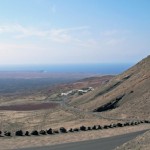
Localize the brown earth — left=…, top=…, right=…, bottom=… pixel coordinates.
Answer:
left=0, top=124, right=149, bottom=150
left=115, top=129, right=150, bottom=150
left=0, top=102, right=59, bottom=111
left=0, top=56, right=150, bottom=149
left=0, top=75, right=114, bottom=132
left=69, top=55, right=150, bottom=120
left=44, top=75, right=114, bottom=101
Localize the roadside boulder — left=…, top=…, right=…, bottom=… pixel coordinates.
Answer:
left=4, top=131, right=11, bottom=137
left=97, top=125, right=102, bottom=129
left=87, top=127, right=91, bottom=130
left=31, top=130, right=39, bottom=136
left=15, top=130, right=23, bottom=136
left=39, top=130, right=46, bottom=135
left=103, top=125, right=109, bottom=129
left=80, top=126, right=86, bottom=131
left=68, top=128, right=73, bottom=132
left=60, top=127, right=67, bottom=133
left=73, top=128, right=79, bottom=132
left=0, top=131, right=2, bottom=137
left=92, top=125, right=97, bottom=130
left=117, top=123, right=123, bottom=127
left=47, top=128, right=53, bottom=134
left=25, top=131, right=30, bottom=136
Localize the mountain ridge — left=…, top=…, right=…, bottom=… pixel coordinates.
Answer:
left=69, top=55, right=150, bottom=120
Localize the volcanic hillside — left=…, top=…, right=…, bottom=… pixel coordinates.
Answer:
left=70, top=55, right=150, bottom=120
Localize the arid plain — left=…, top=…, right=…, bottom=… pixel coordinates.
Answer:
left=0, top=56, right=150, bottom=150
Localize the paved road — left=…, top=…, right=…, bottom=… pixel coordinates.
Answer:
left=17, top=130, right=148, bottom=150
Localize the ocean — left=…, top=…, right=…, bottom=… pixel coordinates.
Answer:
left=0, top=63, right=133, bottom=74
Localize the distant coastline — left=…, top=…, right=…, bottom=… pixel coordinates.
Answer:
left=0, top=63, right=133, bottom=74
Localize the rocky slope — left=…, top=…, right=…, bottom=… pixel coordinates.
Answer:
left=70, top=55, right=150, bottom=120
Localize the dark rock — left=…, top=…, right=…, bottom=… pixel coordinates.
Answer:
left=87, top=127, right=91, bottom=130
left=68, top=128, right=73, bottom=132
left=4, top=131, right=11, bottom=136
left=60, top=127, right=67, bottom=133
left=97, top=125, right=102, bottom=129
left=39, top=130, right=46, bottom=135
left=73, top=128, right=79, bottom=132
left=129, top=122, right=134, bottom=126
left=31, top=130, right=39, bottom=136
left=116, top=94, right=125, bottom=101
left=140, top=120, right=144, bottom=123
left=47, top=128, right=53, bottom=134
left=134, top=121, right=140, bottom=125
left=94, top=94, right=125, bottom=112
left=25, top=131, right=30, bottom=136
left=124, top=122, right=130, bottom=126
left=117, top=123, right=124, bottom=127
left=103, top=125, right=109, bottom=129
left=144, top=120, right=150, bottom=123
left=80, top=126, right=86, bottom=131
left=15, top=130, right=23, bottom=136
left=112, top=124, right=117, bottom=128
left=92, top=125, right=97, bottom=130
left=53, top=130, right=59, bottom=134
left=123, top=75, right=131, bottom=80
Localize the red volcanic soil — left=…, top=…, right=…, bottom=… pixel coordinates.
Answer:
left=0, top=103, right=59, bottom=111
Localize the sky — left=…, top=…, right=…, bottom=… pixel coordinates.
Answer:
left=0, top=0, right=150, bottom=65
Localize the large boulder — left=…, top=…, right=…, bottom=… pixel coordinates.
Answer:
left=31, top=130, right=39, bottom=136
left=112, top=124, right=117, bottom=128
left=80, top=126, right=86, bottom=131
left=124, top=122, right=131, bottom=126
left=68, top=128, right=73, bottom=132
left=117, top=123, right=123, bottom=127
left=60, top=127, right=67, bottom=133
left=87, top=127, right=91, bottom=130
left=4, top=131, right=11, bottom=136
left=97, top=125, right=102, bottom=129
left=25, top=131, right=30, bottom=136
left=39, top=130, right=46, bottom=135
left=144, top=120, right=150, bottom=123
left=92, top=125, right=97, bottom=130
left=73, top=128, right=79, bottom=132
left=140, top=120, right=144, bottom=123
left=103, top=125, right=109, bottom=129
left=15, top=130, right=23, bottom=136
left=47, top=128, right=53, bottom=134
left=0, top=131, right=2, bottom=137
left=130, top=122, right=135, bottom=126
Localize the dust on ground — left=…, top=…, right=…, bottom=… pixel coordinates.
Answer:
left=0, top=124, right=149, bottom=150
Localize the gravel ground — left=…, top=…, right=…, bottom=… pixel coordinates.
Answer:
left=0, top=124, right=149, bottom=150
left=115, top=130, right=150, bottom=150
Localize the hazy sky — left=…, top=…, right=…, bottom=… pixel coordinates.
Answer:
left=0, top=0, right=150, bottom=65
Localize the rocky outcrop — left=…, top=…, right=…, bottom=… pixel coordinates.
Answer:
left=94, top=94, right=125, bottom=112
left=15, top=130, right=23, bottom=136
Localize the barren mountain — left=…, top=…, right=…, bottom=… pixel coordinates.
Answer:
left=0, top=57, right=149, bottom=150
left=70, top=55, right=150, bottom=120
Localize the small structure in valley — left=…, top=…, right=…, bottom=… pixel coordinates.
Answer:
left=61, top=87, right=94, bottom=96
